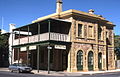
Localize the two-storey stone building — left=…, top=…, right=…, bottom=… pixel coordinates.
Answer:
left=11, top=0, right=115, bottom=72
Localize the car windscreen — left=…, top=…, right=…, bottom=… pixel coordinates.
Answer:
left=13, top=63, right=27, bottom=67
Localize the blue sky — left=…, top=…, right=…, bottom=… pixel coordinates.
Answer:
left=0, top=0, right=120, bottom=35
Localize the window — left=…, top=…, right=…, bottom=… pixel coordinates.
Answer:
left=88, top=51, right=94, bottom=71
left=88, top=26, right=94, bottom=38
left=98, top=26, right=102, bottom=40
left=78, top=24, right=83, bottom=37
left=77, top=50, right=83, bottom=71
left=106, top=31, right=109, bottom=38
left=106, top=31, right=112, bottom=45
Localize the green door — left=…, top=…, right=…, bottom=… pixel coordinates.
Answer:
left=77, top=50, right=83, bottom=71
left=88, top=51, right=94, bottom=71
left=98, top=53, right=102, bottom=70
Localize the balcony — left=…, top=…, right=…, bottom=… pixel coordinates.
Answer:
left=13, top=32, right=70, bottom=46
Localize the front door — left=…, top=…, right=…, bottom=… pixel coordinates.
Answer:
left=77, top=50, right=83, bottom=71
left=30, top=50, right=37, bottom=69
left=88, top=51, right=94, bottom=71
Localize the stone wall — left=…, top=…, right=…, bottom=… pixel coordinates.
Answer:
left=108, top=46, right=115, bottom=70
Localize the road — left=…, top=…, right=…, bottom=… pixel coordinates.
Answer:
left=0, top=71, right=120, bottom=77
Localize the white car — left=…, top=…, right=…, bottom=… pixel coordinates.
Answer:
left=9, top=63, right=32, bottom=73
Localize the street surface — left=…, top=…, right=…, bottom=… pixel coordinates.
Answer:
left=0, top=71, right=120, bottom=77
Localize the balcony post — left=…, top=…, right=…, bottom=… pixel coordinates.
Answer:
left=27, top=26, right=30, bottom=66
left=37, top=45, right=40, bottom=73
left=48, top=20, right=51, bottom=40
left=18, top=29, right=20, bottom=65
left=11, top=30, right=14, bottom=64
left=37, top=23, right=40, bottom=73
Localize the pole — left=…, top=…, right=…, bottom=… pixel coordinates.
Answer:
left=48, top=46, right=50, bottom=74
left=1, top=17, right=4, bottom=30
left=37, top=23, right=40, bottom=73
left=48, top=20, right=51, bottom=74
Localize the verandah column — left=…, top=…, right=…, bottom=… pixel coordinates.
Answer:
left=18, top=29, right=20, bottom=65
left=27, top=26, right=30, bottom=66
left=11, top=30, right=14, bottom=64
left=37, top=23, right=40, bottom=73
left=47, top=20, right=51, bottom=74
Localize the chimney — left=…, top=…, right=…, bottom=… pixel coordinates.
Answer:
left=56, top=0, right=63, bottom=14
left=88, top=9, right=94, bottom=14
left=9, top=24, right=16, bottom=32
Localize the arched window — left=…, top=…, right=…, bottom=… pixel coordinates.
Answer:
left=77, top=50, right=83, bottom=71
left=98, top=53, right=102, bottom=70
left=88, top=51, right=94, bottom=71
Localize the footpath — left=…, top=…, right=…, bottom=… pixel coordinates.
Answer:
left=32, top=69, right=120, bottom=76
left=0, top=68, right=120, bottom=76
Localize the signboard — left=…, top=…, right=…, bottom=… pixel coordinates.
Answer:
left=55, top=45, right=66, bottom=50
left=29, top=45, right=36, bottom=50
left=20, top=47, right=27, bottom=51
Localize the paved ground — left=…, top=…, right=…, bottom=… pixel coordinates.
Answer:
left=1, top=71, right=120, bottom=77
left=0, top=68, right=120, bottom=77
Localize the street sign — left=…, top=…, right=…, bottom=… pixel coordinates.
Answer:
left=55, top=45, right=66, bottom=50
left=20, top=47, right=27, bottom=51
left=29, top=45, right=36, bottom=50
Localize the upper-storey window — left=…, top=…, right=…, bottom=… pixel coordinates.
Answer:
left=78, top=24, right=83, bottom=37
left=76, top=21, right=85, bottom=38
left=88, top=25, right=94, bottom=38
left=106, top=30, right=112, bottom=45
left=98, top=26, right=102, bottom=40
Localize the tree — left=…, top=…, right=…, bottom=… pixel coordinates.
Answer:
left=0, top=33, right=9, bottom=67
left=0, top=34, right=8, bottom=48
left=114, top=35, right=120, bottom=60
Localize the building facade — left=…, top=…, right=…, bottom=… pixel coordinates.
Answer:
left=11, top=0, right=115, bottom=72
